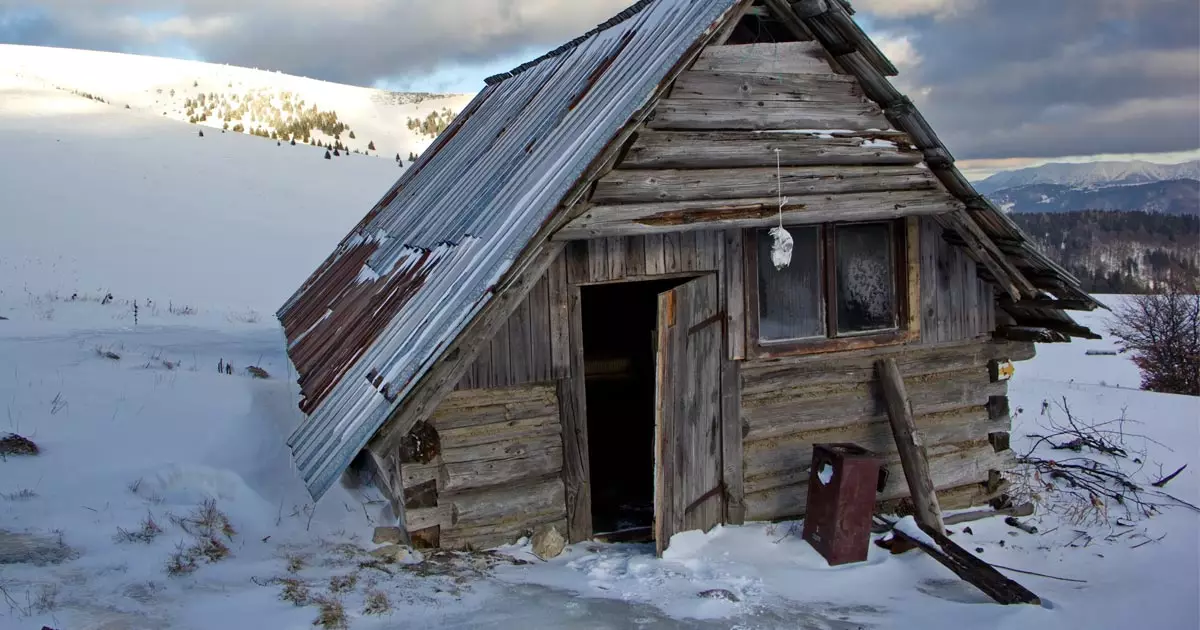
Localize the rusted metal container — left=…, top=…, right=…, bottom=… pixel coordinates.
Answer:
left=802, top=443, right=882, bottom=566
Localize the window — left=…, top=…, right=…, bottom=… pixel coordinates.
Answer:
left=749, top=220, right=913, bottom=354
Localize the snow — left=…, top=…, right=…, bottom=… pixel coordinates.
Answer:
left=1, top=51, right=1197, bottom=628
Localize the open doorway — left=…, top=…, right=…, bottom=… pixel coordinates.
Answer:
left=581, top=278, right=691, bottom=537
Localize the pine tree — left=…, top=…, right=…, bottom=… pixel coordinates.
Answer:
left=368, top=140, right=376, bottom=151
left=325, top=150, right=332, bottom=160
left=198, top=130, right=204, bottom=137
left=290, top=138, right=296, bottom=146
left=348, top=130, right=356, bottom=139
left=333, top=149, right=341, bottom=156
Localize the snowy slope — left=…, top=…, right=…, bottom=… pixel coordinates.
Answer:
left=976, top=159, right=1200, bottom=195
left=0, top=74, right=402, bottom=312
left=0, top=44, right=475, bottom=161
left=0, top=66, right=1197, bottom=629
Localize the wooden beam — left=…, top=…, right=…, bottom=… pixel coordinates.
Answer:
left=994, top=326, right=1070, bottom=343
left=891, top=520, right=1041, bottom=605
left=592, top=165, right=937, bottom=204
left=670, top=70, right=862, bottom=103
left=690, top=41, right=832, bottom=74
left=555, top=190, right=961, bottom=240
left=559, top=278, right=593, bottom=541
left=721, top=357, right=744, bottom=524
left=875, top=357, right=946, bottom=534
left=621, top=130, right=922, bottom=170
left=650, top=98, right=888, bottom=131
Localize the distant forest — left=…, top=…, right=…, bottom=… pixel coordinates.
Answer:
left=1011, top=210, right=1200, bottom=293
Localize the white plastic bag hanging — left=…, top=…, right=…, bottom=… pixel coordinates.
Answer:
left=768, top=225, right=793, bottom=270
left=768, top=148, right=793, bottom=270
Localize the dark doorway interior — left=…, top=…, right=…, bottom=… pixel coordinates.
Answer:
left=581, top=278, right=690, bottom=536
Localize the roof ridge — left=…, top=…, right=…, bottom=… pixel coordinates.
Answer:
left=484, top=0, right=659, bottom=86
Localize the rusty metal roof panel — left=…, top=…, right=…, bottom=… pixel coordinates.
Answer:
left=279, top=0, right=741, bottom=499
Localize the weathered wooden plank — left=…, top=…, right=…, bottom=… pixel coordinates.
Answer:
left=592, top=165, right=937, bottom=204
left=920, top=217, right=940, bottom=343
left=488, top=321, right=512, bottom=388
left=507, top=292, right=532, bottom=386
left=644, top=234, right=666, bottom=275
left=527, top=271, right=552, bottom=382
left=406, top=505, right=453, bottom=531
left=677, top=231, right=698, bottom=272
left=566, top=240, right=589, bottom=285
left=587, top=238, right=609, bottom=283
left=650, top=98, right=889, bottom=131
left=605, top=236, right=626, bottom=280
left=906, top=216, right=922, bottom=340
left=624, top=235, right=647, bottom=277
left=724, top=229, right=746, bottom=360
left=671, top=70, right=863, bottom=103
left=721, top=358, right=744, bottom=524
left=663, top=232, right=682, bottom=273
left=622, top=130, right=922, bottom=170
left=547, top=250, right=571, bottom=377
left=694, top=230, right=720, bottom=271
left=876, top=357, right=946, bottom=533
left=438, top=416, right=560, bottom=449
left=560, top=282, right=592, bottom=542
left=690, top=41, right=833, bottom=74
left=555, top=190, right=962, bottom=240
left=891, top=523, right=1041, bottom=606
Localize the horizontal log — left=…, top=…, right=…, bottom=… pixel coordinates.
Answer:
left=442, top=517, right=568, bottom=552
left=690, top=41, right=833, bottom=74
left=438, top=415, right=560, bottom=449
left=744, top=444, right=1013, bottom=521
left=742, top=374, right=1006, bottom=443
left=741, top=339, right=1026, bottom=396
left=431, top=383, right=557, bottom=415
left=591, top=165, right=937, bottom=204
left=555, top=190, right=961, bottom=240
left=621, top=130, right=922, bottom=170
left=650, top=98, right=890, bottom=131
left=406, top=505, right=453, bottom=531
left=671, top=71, right=863, bottom=103
left=439, top=431, right=563, bottom=465
left=444, top=476, right=566, bottom=528
left=438, top=446, right=562, bottom=493
left=743, top=408, right=1005, bottom=485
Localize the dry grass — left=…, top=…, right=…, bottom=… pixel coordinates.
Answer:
left=312, top=596, right=348, bottom=630
left=246, top=366, right=270, bottom=379
left=286, top=554, right=307, bottom=573
left=115, top=513, right=164, bottom=544
left=95, top=346, right=122, bottom=361
left=166, top=541, right=199, bottom=576
left=278, top=578, right=311, bottom=606
left=2, top=489, right=38, bottom=501
left=0, top=434, right=39, bottom=457
left=171, top=499, right=237, bottom=540
left=328, top=573, right=357, bottom=594
left=32, top=583, right=58, bottom=614
left=363, top=589, right=391, bottom=616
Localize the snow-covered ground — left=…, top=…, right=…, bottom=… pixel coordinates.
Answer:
left=2, top=64, right=1197, bottom=630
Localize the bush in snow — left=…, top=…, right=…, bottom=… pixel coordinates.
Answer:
left=0, top=433, right=40, bottom=457
left=1108, top=282, right=1200, bottom=396
left=363, top=590, right=391, bottom=615
left=312, top=596, right=348, bottom=629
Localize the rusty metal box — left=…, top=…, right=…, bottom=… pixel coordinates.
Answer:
left=801, top=443, right=882, bottom=566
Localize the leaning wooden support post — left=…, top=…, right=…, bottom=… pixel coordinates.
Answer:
left=875, top=357, right=946, bottom=534
left=892, top=519, right=1042, bottom=606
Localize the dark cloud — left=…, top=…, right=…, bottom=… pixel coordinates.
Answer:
left=858, top=0, right=1200, bottom=159
left=0, top=0, right=636, bottom=88
left=2, top=0, right=1197, bottom=160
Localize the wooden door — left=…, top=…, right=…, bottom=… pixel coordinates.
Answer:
left=654, top=274, right=723, bottom=556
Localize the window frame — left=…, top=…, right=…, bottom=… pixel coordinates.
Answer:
left=744, top=217, right=920, bottom=359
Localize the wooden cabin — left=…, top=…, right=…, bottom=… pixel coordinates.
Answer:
left=278, top=0, right=1101, bottom=555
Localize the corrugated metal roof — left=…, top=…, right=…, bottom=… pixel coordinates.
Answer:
left=278, top=0, right=741, bottom=500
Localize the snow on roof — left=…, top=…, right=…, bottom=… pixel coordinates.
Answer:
left=278, top=0, right=741, bottom=500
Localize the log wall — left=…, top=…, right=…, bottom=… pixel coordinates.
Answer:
left=400, top=383, right=567, bottom=550
left=739, top=339, right=1033, bottom=522
left=921, top=218, right=996, bottom=344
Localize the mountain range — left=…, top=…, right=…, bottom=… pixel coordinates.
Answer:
left=975, top=160, right=1200, bottom=216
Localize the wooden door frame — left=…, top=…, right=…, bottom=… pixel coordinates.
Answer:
left=558, top=270, right=742, bottom=544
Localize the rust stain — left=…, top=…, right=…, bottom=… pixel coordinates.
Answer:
left=635, top=202, right=808, bottom=227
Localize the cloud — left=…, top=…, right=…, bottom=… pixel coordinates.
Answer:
left=0, top=0, right=635, bottom=88
left=860, top=0, right=1200, bottom=160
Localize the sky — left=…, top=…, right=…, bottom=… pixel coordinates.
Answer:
left=1, top=0, right=1198, bottom=176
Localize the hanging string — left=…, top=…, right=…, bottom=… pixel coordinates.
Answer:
left=768, top=148, right=794, bottom=270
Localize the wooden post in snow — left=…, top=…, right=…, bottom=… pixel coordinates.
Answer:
left=892, top=520, right=1042, bottom=606
left=875, top=357, right=946, bottom=534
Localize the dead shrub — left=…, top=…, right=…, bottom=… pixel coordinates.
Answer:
left=0, top=434, right=39, bottom=457
left=2, top=489, right=38, bottom=500
left=192, top=536, right=230, bottom=563
left=363, top=589, right=391, bottom=616
left=32, top=583, right=59, bottom=614
left=95, top=347, right=121, bottom=361
left=166, top=542, right=199, bottom=576
left=171, top=499, right=236, bottom=540
left=312, top=596, right=348, bottom=629
left=1108, top=283, right=1200, bottom=396
left=246, top=366, right=270, bottom=379
left=286, top=555, right=306, bottom=573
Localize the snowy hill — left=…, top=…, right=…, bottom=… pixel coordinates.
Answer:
left=990, top=179, right=1200, bottom=216
left=976, top=160, right=1200, bottom=195
left=0, top=73, right=403, bottom=312
left=0, top=44, right=475, bottom=162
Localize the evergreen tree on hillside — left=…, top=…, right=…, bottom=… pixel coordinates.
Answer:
left=325, top=150, right=331, bottom=160
left=333, top=149, right=341, bottom=157
left=348, top=130, right=356, bottom=140
left=368, top=141, right=376, bottom=151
